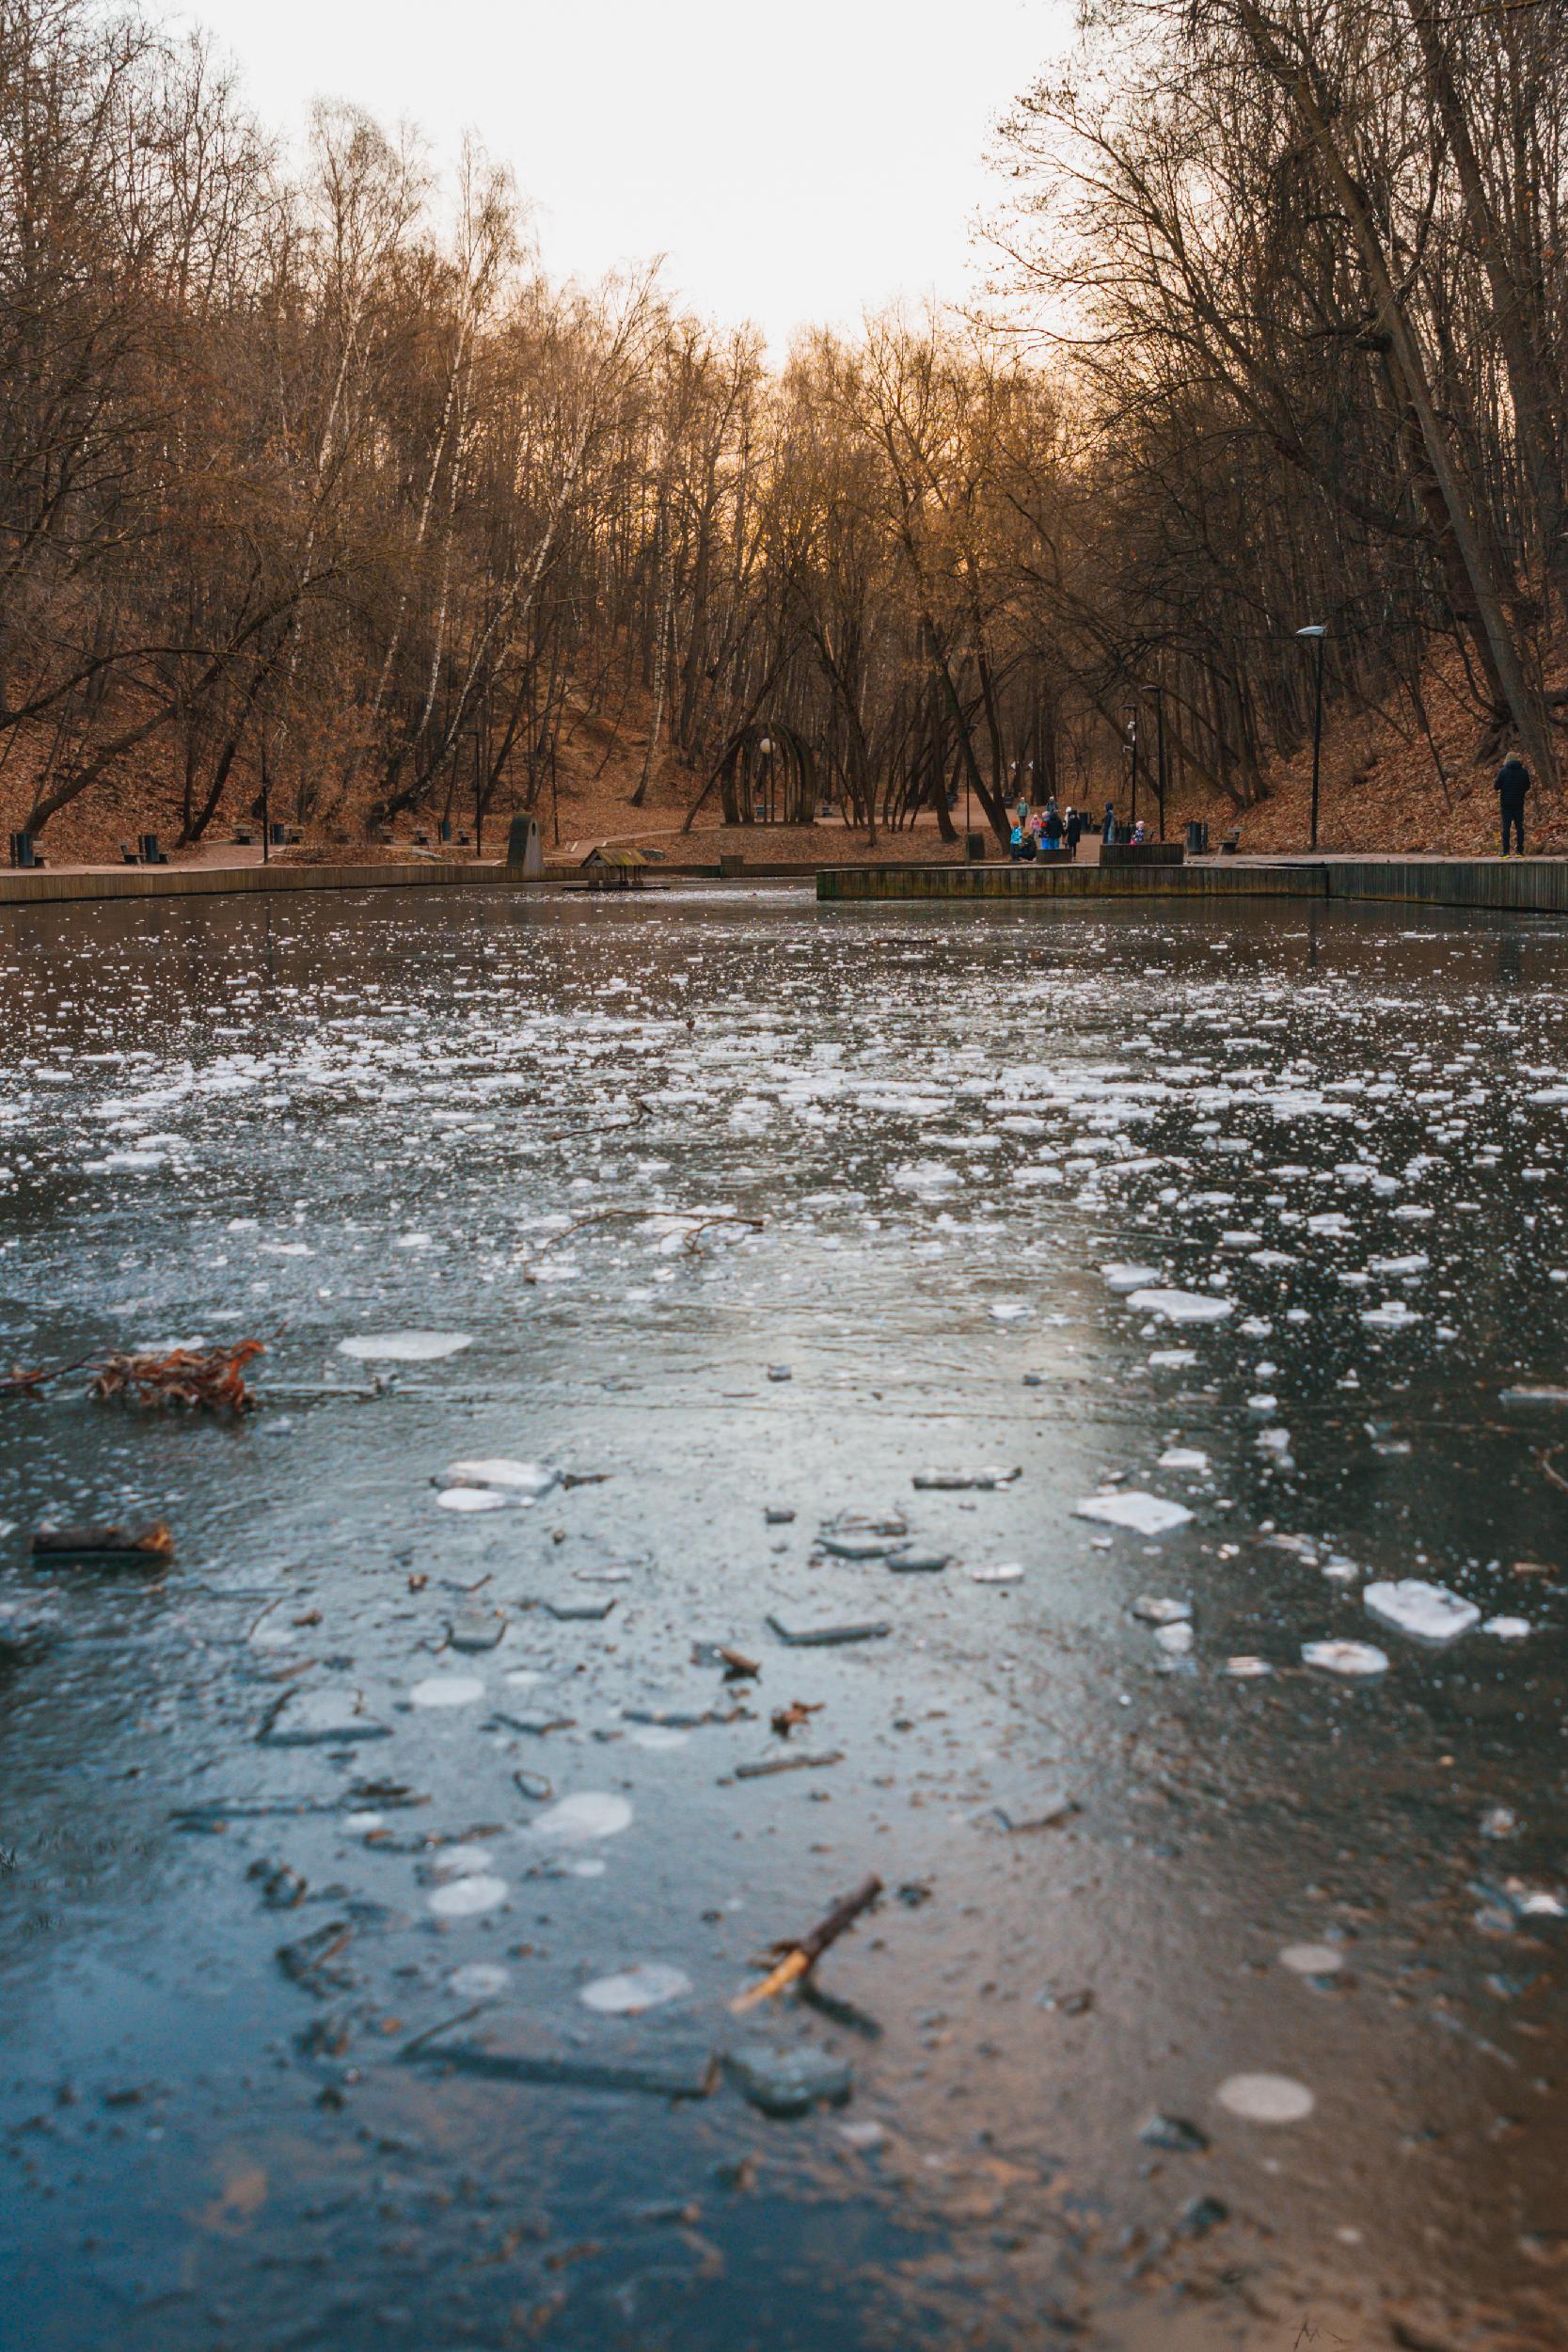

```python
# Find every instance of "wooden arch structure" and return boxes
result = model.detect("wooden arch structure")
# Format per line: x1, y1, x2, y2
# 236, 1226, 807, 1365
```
714, 722, 818, 825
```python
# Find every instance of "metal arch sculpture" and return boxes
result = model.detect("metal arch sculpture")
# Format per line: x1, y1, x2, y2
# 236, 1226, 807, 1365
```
716, 722, 817, 825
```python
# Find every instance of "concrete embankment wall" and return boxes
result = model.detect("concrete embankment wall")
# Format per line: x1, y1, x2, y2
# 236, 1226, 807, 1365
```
816, 860, 1568, 914
0, 859, 516, 910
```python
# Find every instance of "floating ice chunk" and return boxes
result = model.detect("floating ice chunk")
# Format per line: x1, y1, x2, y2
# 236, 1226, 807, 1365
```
971, 1563, 1023, 1583
1483, 1615, 1531, 1640
1369, 1254, 1429, 1277
1215, 2073, 1314, 2122
1279, 1943, 1342, 1976
531, 1791, 634, 1843
1126, 1289, 1234, 1325
410, 1674, 486, 1708
1010, 1163, 1065, 1187
912, 1467, 1021, 1490
628, 1724, 689, 1749
1224, 1656, 1273, 1679
989, 1303, 1033, 1323
1159, 1447, 1209, 1473
260, 1687, 389, 1745
1302, 1639, 1388, 1677
1132, 1596, 1191, 1624
448, 1962, 511, 1997
443, 1458, 559, 1502
1075, 1491, 1193, 1534
579, 1963, 692, 2014
1148, 1348, 1197, 1370
1307, 1212, 1353, 1236
433, 1843, 494, 1878
1364, 1579, 1479, 1644
340, 1331, 473, 1362
892, 1160, 961, 1195
436, 1486, 507, 1513
428, 1874, 507, 1918
1361, 1300, 1422, 1329
1156, 1621, 1194, 1655
1101, 1263, 1161, 1293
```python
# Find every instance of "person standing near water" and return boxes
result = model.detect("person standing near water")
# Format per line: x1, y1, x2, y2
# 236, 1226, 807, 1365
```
1102, 801, 1117, 844
1496, 753, 1530, 855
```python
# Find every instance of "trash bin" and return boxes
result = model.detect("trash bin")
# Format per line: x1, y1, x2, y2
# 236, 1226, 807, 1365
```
1185, 819, 1209, 854
964, 831, 987, 863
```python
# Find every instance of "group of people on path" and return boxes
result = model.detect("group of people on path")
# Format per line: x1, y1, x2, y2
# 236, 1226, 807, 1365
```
1007, 755, 1535, 859
1008, 798, 1148, 860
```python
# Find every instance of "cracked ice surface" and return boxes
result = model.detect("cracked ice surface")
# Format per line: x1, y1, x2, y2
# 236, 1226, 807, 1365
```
1, 885, 1566, 2347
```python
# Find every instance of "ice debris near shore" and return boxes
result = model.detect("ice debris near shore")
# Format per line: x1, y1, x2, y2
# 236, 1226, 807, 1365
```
1075, 1490, 1194, 1535
1363, 1579, 1480, 1644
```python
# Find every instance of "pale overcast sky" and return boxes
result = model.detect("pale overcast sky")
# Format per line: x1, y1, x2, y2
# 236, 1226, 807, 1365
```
178, 0, 1069, 349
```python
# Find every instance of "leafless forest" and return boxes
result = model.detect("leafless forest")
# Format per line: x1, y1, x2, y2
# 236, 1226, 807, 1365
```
4, 0, 1566, 852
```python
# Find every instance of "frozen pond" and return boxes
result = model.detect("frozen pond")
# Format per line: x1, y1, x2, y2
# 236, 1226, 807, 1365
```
1, 882, 1565, 2350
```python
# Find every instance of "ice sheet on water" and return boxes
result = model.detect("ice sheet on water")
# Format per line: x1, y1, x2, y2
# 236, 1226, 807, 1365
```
1484, 1615, 1531, 1639
531, 1792, 634, 1843
1302, 1639, 1388, 1677
1361, 1300, 1422, 1329
1148, 1348, 1197, 1370
1075, 1491, 1193, 1535
579, 1963, 692, 2014
429, 1874, 508, 1918
1158, 1448, 1209, 1472
1215, 2073, 1315, 2122
340, 1331, 473, 1362
436, 1487, 507, 1513
1363, 1579, 1479, 1643
912, 1467, 1021, 1490
410, 1674, 486, 1708
1126, 1289, 1234, 1325
1101, 1263, 1161, 1293
443, 1458, 559, 1502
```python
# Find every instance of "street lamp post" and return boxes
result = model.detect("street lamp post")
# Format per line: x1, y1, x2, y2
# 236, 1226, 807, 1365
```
472, 728, 484, 859
1139, 683, 1167, 842
1296, 624, 1327, 851
260, 720, 271, 866
1123, 706, 1139, 835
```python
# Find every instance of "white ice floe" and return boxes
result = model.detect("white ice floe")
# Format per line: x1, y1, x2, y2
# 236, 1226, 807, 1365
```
340, 1330, 473, 1361
913, 1467, 1021, 1490
578, 1963, 692, 2014
971, 1563, 1023, 1583
531, 1791, 634, 1843
989, 1303, 1033, 1323
1363, 1579, 1479, 1644
1101, 1263, 1161, 1293
1215, 2073, 1315, 2122
1368, 1254, 1429, 1277
1132, 1596, 1191, 1624
436, 1486, 507, 1513
428, 1874, 508, 1918
1360, 1300, 1422, 1329
448, 1962, 511, 1997
1302, 1639, 1388, 1677
1483, 1615, 1531, 1639
443, 1458, 559, 1503
1158, 1447, 1210, 1473
1224, 1656, 1273, 1679
409, 1674, 486, 1708
1155, 1621, 1194, 1655
1075, 1491, 1193, 1535
1148, 1348, 1197, 1370
1279, 1943, 1342, 1976
1126, 1289, 1234, 1325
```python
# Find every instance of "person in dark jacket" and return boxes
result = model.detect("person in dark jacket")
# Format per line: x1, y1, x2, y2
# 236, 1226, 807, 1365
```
1496, 754, 1530, 855
1101, 801, 1117, 844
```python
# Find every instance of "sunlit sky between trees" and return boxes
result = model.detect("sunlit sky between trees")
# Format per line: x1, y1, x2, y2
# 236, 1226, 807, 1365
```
177, 0, 1069, 351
